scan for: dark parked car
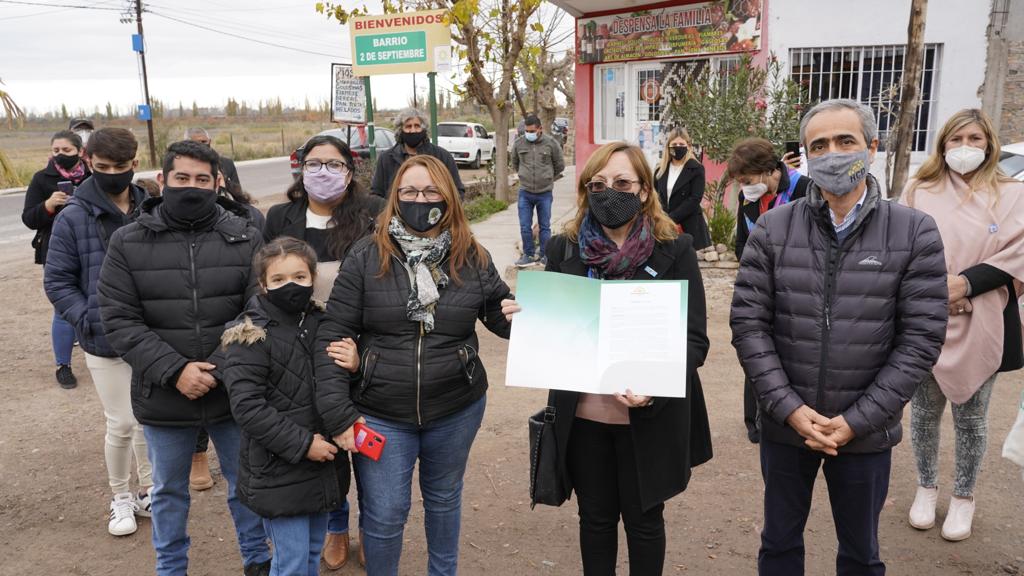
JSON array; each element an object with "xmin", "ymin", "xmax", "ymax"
[{"xmin": 290, "ymin": 127, "xmax": 397, "ymax": 179}]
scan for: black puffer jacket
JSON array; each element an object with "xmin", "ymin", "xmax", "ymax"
[
  {"xmin": 223, "ymin": 295, "xmax": 346, "ymax": 518},
  {"xmin": 730, "ymin": 175, "xmax": 948, "ymax": 453},
  {"xmin": 98, "ymin": 197, "xmax": 263, "ymax": 427},
  {"xmin": 316, "ymin": 236, "xmax": 512, "ymax": 436}
]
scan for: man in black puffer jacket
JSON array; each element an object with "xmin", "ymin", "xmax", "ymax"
[
  {"xmin": 730, "ymin": 99, "xmax": 948, "ymax": 576},
  {"xmin": 98, "ymin": 141, "xmax": 271, "ymax": 576}
]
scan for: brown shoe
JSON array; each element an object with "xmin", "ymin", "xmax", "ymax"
[
  {"xmin": 190, "ymin": 452, "xmax": 214, "ymax": 491},
  {"xmin": 358, "ymin": 530, "xmax": 366, "ymax": 567},
  {"xmin": 322, "ymin": 532, "xmax": 350, "ymax": 570}
]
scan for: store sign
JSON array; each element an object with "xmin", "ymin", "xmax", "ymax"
[
  {"xmin": 331, "ymin": 63, "xmax": 366, "ymax": 124},
  {"xmin": 576, "ymin": 0, "xmax": 763, "ymax": 64},
  {"xmin": 349, "ymin": 9, "xmax": 452, "ymax": 76}
]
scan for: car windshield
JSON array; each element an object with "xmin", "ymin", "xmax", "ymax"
[
  {"xmin": 438, "ymin": 124, "xmax": 470, "ymax": 137},
  {"xmin": 321, "ymin": 130, "xmax": 366, "ymax": 147},
  {"xmin": 999, "ymin": 152, "xmax": 1024, "ymax": 180}
]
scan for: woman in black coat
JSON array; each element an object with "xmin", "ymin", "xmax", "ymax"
[
  {"xmin": 22, "ymin": 129, "xmax": 91, "ymax": 389},
  {"xmin": 540, "ymin": 141, "xmax": 712, "ymax": 575},
  {"xmin": 654, "ymin": 127, "xmax": 711, "ymax": 250}
]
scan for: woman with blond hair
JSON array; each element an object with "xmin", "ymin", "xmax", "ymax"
[
  {"xmin": 315, "ymin": 154, "xmax": 516, "ymax": 576},
  {"xmin": 545, "ymin": 141, "xmax": 712, "ymax": 575},
  {"xmin": 653, "ymin": 127, "xmax": 711, "ymax": 249},
  {"xmin": 901, "ymin": 108, "xmax": 1024, "ymax": 541}
]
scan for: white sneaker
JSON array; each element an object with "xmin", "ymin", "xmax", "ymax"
[
  {"xmin": 941, "ymin": 496, "xmax": 975, "ymax": 541},
  {"xmin": 108, "ymin": 493, "xmax": 139, "ymax": 536},
  {"xmin": 135, "ymin": 488, "xmax": 152, "ymax": 518},
  {"xmin": 908, "ymin": 486, "xmax": 939, "ymax": 529}
]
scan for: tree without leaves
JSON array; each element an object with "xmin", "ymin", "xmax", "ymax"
[
  {"xmin": 516, "ymin": 6, "xmax": 575, "ymax": 134},
  {"xmin": 888, "ymin": 0, "xmax": 928, "ymax": 200},
  {"xmin": 0, "ymin": 78, "xmax": 25, "ymax": 130},
  {"xmin": 317, "ymin": 0, "xmax": 543, "ymax": 202}
]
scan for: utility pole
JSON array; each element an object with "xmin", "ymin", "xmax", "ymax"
[{"xmin": 131, "ymin": 0, "xmax": 158, "ymax": 166}]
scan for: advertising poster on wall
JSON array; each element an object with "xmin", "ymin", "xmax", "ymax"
[{"xmin": 576, "ymin": 0, "xmax": 762, "ymax": 64}]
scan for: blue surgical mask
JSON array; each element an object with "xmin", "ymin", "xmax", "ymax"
[{"xmin": 524, "ymin": 132, "xmax": 539, "ymax": 142}]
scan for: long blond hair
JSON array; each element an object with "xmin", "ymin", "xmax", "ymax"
[
  {"xmin": 654, "ymin": 127, "xmax": 697, "ymax": 180},
  {"xmin": 564, "ymin": 142, "xmax": 679, "ymax": 243},
  {"xmin": 905, "ymin": 108, "xmax": 1015, "ymax": 208},
  {"xmin": 374, "ymin": 155, "xmax": 487, "ymax": 283}
]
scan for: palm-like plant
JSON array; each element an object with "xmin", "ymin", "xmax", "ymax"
[{"xmin": 0, "ymin": 78, "xmax": 26, "ymax": 130}]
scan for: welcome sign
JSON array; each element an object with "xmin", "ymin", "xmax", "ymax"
[
  {"xmin": 576, "ymin": 0, "xmax": 763, "ymax": 64},
  {"xmin": 349, "ymin": 9, "xmax": 452, "ymax": 76}
]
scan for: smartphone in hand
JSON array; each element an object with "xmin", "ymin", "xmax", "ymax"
[
  {"xmin": 784, "ymin": 141, "xmax": 801, "ymax": 159},
  {"xmin": 353, "ymin": 422, "xmax": 386, "ymax": 461},
  {"xmin": 57, "ymin": 181, "xmax": 74, "ymax": 195}
]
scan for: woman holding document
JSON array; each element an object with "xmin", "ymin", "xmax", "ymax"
[{"xmin": 544, "ymin": 141, "xmax": 713, "ymax": 575}]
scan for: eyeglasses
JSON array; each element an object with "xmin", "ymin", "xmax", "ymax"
[
  {"xmin": 303, "ymin": 160, "xmax": 351, "ymax": 174},
  {"xmin": 397, "ymin": 186, "xmax": 444, "ymax": 202},
  {"xmin": 585, "ymin": 178, "xmax": 640, "ymax": 193}
]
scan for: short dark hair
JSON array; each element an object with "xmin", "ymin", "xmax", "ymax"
[
  {"xmin": 162, "ymin": 140, "xmax": 220, "ymax": 179},
  {"xmin": 524, "ymin": 115, "xmax": 541, "ymax": 128},
  {"xmin": 253, "ymin": 236, "xmax": 318, "ymax": 286},
  {"xmin": 727, "ymin": 138, "xmax": 778, "ymax": 177},
  {"xmin": 51, "ymin": 130, "xmax": 83, "ymax": 150},
  {"xmin": 87, "ymin": 128, "xmax": 138, "ymax": 163}
]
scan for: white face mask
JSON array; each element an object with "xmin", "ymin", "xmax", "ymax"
[
  {"xmin": 945, "ymin": 145, "xmax": 986, "ymax": 175},
  {"xmin": 741, "ymin": 181, "xmax": 769, "ymax": 202}
]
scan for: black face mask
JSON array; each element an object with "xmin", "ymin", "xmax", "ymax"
[
  {"xmin": 399, "ymin": 200, "xmax": 446, "ymax": 232},
  {"xmin": 670, "ymin": 146, "xmax": 688, "ymax": 161},
  {"xmin": 588, "ymin": 190, "xmax": 642, "ymax": 229},
  {"xmin": 400, "ymin": 130, "xmax": 427, "ymax": 148},
  {"xmin": 93, "ymin": 170, "xmax": 135, "ymax": 196},
  {"xmin": 265, "ymin": 282, "xmax": 314, "ymax": 315},
  {"xmin": 54, "ymin": 154, "xmax": 80, "ymax": 170},
  {"xmin": 162, "ymin": 186, "xmax": 218, "ymax": 223}
]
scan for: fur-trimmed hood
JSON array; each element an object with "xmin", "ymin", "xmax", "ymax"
[{"xmin": 221, "ymin": 294, "xmax": 325, "ymax": 348}]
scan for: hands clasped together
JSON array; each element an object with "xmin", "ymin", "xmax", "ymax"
[{"xmin": 786, "ymin": 405, "xmax": 855, "ymax": 457}]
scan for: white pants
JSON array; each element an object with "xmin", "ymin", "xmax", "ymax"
[{"xmin": 84, "ymin": 353, "xmax": 152, "ymax": 494}]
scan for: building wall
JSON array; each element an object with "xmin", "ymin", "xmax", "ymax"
[{"xmin": 996, "ymin": 0, "xmax": 1024, "ymax": 144}]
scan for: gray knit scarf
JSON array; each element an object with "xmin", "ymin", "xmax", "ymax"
[{"xmin": 389, "ymin": 216, "xmax": 452, "ymax": 332}]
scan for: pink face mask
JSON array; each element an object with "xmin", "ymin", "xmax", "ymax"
[{"xmin": 304, "ymin": 169, "xmax": 350, "ymax": 203}]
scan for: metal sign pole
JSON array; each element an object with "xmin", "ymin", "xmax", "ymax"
[
  {"xmin": 428, "ymin": 72, "xmax": 438, "ymax": 143},
  {"xmin": 364, "ymin": 76, "xmax": 376, "ymax": 164}
]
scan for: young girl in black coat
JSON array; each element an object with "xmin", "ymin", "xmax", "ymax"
[{"xmin": 222, "ymin": 237, "xmax": 359, "ymax": 576}]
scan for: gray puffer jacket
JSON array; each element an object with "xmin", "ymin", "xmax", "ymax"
[{"xmin": 730, "ymin": 175, "xmax": 948, "ymax": 453}]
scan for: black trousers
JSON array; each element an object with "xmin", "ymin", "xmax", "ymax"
[
  {"xmin": 567, "ymin": 417, "xmax": 665, "ymax": 576},
  {"xmin": 759, "ymin": 441, "xmax": 891, "ymax": 576},
  {"xmin": 194, "ymin": 427, "xmax": 209, "ymax": 453}
]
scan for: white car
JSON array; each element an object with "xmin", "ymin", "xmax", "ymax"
[
  {"xmin": 999, "ymin": 142, "xmax": 1024, "ymax": 181},
  {"xmin": 437, "ymin": 122, "xmax": 495, "ymax": 169}
]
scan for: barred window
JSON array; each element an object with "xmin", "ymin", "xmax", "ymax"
[{"xmin": 789, "ymin": 45, "xmax": 941, "ymax": 152}]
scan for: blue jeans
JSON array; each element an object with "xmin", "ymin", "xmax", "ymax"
[
  {"xmin": 263, "ymin": 513, "xmax": 328, "ymax": 576},
  {"xmin": 144, "ymin": 421, "xmax": 270, "ymax": 576},
  {"xmin": 354, "ymin": 395, "xmax": 486, "ymax": 576},
  {"xmin": 517, "ymin": 189, "xmax": 553, "ymax": 258},
  {"xmin": 52, "ymin": 311, "xmax": 74, "ymax": 366},
  {"xmin": 327, "ymin": 497, "xmax": 352, "ymax": 534}
]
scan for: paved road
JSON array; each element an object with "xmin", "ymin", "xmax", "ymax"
[{"xmin": 0, "ymin": 157, "xmax": 292, "ymax": 250}]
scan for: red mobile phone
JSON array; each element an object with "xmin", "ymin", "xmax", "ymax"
[
  {"xmin": 57, "ymin": 181, "xmax": 74, "ymax": 195},
  {"xmin": 353, "ymin": 422, "xmax": 386, "ymax": 461}
]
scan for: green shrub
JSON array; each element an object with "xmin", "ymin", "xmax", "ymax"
[
  {"xmin": 463, "ymin": 194, "xmax": 509, "ymax": 223},
  {"xmin": 707, "ymin": 199, "xmax": 736, "ymax": 249}
]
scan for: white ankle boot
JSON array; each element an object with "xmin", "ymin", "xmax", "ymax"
[
  {"xmin": 941, "ymin": 496, "xmax": 975, "ymax": 541},
  {"xmin": 909, "ymin": 486, "xmax": 939, "ymax": 529}
]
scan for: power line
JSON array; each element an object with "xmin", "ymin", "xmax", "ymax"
[
  {"xmin": 0, "ymin": 0, "xmax": 119, "ymax": 8},
  {"xmin": 146, "ymin": 8, "xmax": 349, "ymax": 60}
]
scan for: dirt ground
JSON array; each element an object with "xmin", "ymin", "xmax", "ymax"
[{"xmin": 1, "ymin": 250, "xmax": 1023, "ymax": 575}]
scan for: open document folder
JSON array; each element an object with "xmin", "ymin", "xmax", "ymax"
[{"xmin": 506, "ymin": 271, "xmax": 688, "ymax": 398}]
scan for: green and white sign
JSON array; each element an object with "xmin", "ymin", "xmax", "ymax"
[{"xmin": 349, "ymin": 9, "xmax": 451, "ymax": 76}]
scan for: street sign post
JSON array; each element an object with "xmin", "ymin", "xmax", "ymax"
[{"xmin": 349, "ymin": 9, "xmax": 452, "ymax": 154}]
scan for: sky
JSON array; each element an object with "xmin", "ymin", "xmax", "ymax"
[{"xmin": 0, "ymin": 0, "xmax": 574, "ymax": 117}]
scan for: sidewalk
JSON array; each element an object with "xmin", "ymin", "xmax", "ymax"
[{"xmin": 470, "ymin": 166, "xmax": 577, "ymax": 281}]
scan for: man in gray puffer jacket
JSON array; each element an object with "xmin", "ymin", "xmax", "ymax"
[{"xmin": 730, "ymin": 99, "xmax": 948, "ymax": 576}]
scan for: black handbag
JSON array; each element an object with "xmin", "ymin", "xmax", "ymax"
[{"xmin": 528, "ymin": 406, "xmax": 567, "ymax": 508}]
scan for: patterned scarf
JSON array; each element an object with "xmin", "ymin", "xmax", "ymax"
[
  {"xmin": 52, "ymin": 157, "xmax": 86, "ymax": 183},
  {"xmin": 388, "ymin": 217, "xmax": 452, "ymax": 332},
  {"xmin": 578, "ymin": 213, "xmax": 656, "ymax": 280}
]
